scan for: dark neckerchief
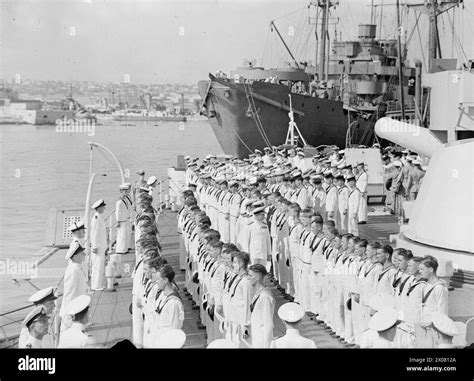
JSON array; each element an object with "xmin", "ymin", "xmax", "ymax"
[
  {"xmin": 378, "ymin": 266, "xmax": 395, "ymax": 282},
  {"xmin": 398, "ymin": 275, "xmax": 413, "ymax": 295},
  {"xmin": 156, "ymin": 291, "xmax": 181, "ymax": 314}
]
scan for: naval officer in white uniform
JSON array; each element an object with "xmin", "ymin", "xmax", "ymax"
[
  {"xmin": 271, "ymin": 302, "xmax": 317, "ymax": 348},
  {"xmin": 60, "ymin": 242, "xmax": 88, "ymax": 330},
  {"xmin": 90, "ymin": 199, "xmax": 107, "ymax": 291},
  {"xmin": 19, "ymin": 306, "xmax": 50, "ymax": 348},
  {"xmin": 115, "ymin": 184, "xmax": 131, "ymax": 254},
  {"xmin": 355, "ymin": 162, "xmax": 368, "ymax": 224},
  {"xmin": 247, "ymin": 206, "xmax": 271, "ymax": 268},
  {"xmin": 18, "ymin": 287, "xmax": 57, "ymax": 348},
  {"xmin": 58, "ymin": 295, "xmax": 95, "ymax": 348}
]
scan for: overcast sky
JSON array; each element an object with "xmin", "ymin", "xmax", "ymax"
[{"xmin": 2, "ymin": 0, "xmax": 473, "ymax": 84}]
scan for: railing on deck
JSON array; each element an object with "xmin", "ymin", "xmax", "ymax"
[{"xmin": 0, "ymin": 176, "xmax": 175, "ymax": 348}]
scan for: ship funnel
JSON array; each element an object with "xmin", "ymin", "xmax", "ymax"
[{"xmin": 374, "ymin": 117, "xmax": 443, "ymax": 158}]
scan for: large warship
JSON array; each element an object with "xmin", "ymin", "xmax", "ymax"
[{"xmin": 198, "ymin": 0, "xmax": 467, "ymax": 158}]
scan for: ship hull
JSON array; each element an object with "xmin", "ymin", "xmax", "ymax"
[{"xmin": 198, "ymin": 76, "xmax": 374, "ymax": 158}]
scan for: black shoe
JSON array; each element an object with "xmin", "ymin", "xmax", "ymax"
[
  {"xmin": 329, "ymin": 332, "xmax": 338, "ymax": 337},
  {"xmin": 115, "ymin": 275, "xmax": 122, "ymax": 279},
  {"xmin": 314, "ymin": 319, "xmax": 325, "ymax": 325},
  {"xmin": 113, "ymin": 282, "xmax": 119, "ymax": 286},
  {"xmin": 344, "ymin": 343, "xmax": 357, "ymax": 348},
  {"xmin": 358, "ymin": 221, "xmax": 367, "ymax": 225},
  {"xmin": 192, "ymin": 305, "xmax": 200, "ymax": 310},
  {"xmin": 325, "ymin": 327, "xmax": 333, "ymax": 332},
  {"xmin": 197, "ymin": 323, "xmax": 206, "ymax": 330},
  {"xmin": 183, "ymin": 287, "xmax": 188, "ymax": 293}
]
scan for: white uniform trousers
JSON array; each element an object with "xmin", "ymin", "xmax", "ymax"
[
  {"xmin": 358, "ymin": 193, "xmax": 368, "ymax": 222},
  {"xmin": 300, "ymin": 262, "xmax": 312, "ymax": 312},
  {"xmin": 132, "ymin": 296, "xmax": 144, "ymax": 347},
  {"xmin": 348, "ymin": 214, "xmax": 359, "ymax": 236},
  {"xmin": 90, "ymin": 248, "xmax": 106, "ymax": 290},
  {"xmin": 339, "ymin": 212, "xmax": 348, "ymax": 234},
  {"xmin": 309, "ymin": 271, "xmax": 323, "ymax": 315},
  {"xmin": 343, "ymin": 290, "xmax": 354, "ymax": 344}
]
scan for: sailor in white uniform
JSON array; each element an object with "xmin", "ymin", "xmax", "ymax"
[
  {"xmin": 152, "ymin": 264, "xmax": 184, "ymax": 344},
  {"xmin": 90, "ymin": 199, "xmax": 107, "ymax": 291},
  {"xmin": 58, "ymin": 295, "xmax": 95, "ymax": 348},
  {"xmin": 270, "ymin": 302, "xmax": 317, "ymax": 348},
  {"xmin": 115, "ymin": 183, "xmax": 131, "ymax": 254},
  {"xmin": 59, "ymin": 242, "xmax": 88, "ymax": 330},
  {"xmin": 347, "ymin": 175, "xmax": 361, "ymax": 236},
  {"xmin": 248, "ymin": 264, "xmax": 275, "ymax": 348},
  {"xmin": 19, "ymin": 287, "xmax": 58, "ymax": 348},
  {"xmin": 68, "ymin": 220, "xmax": 87, "ymax": 276},
  {"xmin": 355, "ymin": 162, "xmax": 368, "ymax": 224},
  {"xmin": 248, "ymin": 206, "xmax": 271, "ymax": 268},
  {"xmin": 18, "ymin": 306, "xmax": 50, "ymax": 348}
]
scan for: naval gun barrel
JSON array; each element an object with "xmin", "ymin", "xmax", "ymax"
[{"xmin": 374, "ymin": 117, "xmax": 443, "ymax": 158}]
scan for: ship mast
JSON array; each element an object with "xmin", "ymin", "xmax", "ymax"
[
  {"xmin": 403, "ymin": 0, "xmax": 463, "ymax": 72},
  {"xmin": 396, "ymin": 0, "xmax": 406, "ymax": 120},
  {"xmin": 270, "ymin": 21, "xmax": 300, "ymax": 69},
  {"xmin": 316, "ymin": 0, "xmax": 337, "ymax": 81}
]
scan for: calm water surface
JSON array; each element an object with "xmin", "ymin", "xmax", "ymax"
[{"xmin": 0, "ymin": 120, "xmax": 222, "ymax": 311}]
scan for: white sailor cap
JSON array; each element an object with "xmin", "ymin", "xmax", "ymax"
[
  {"xmin": 251, "ymin": 206, "xmax": 265, "ymax": 215},
  {"xmin": 393, "ymin": 160, "xmax": 402, "ymax": 167},
  {"xmin": 65, "ymin": 241, "xmax": 85, "ymax": 260},
  {"xmin": 431, "ymin": 312, "xmax": 459, "ymax": 337},
  {"xmin": 278, "ymin": 302, "xmax": 305, "ymax": 323},
  {"xmin": 406, "ymin": 156, "xmax": 413, "ymax": 162},
  {"xmin": 119, "ymin": 183, "xmax": 131, "ymax": 190},
  {"xmin": 139, "ymin": 186, "xmax": 151, "ymax": 192},
  {"xmin": 154, "ymin": 328, "xmax": 187, "ymax": 348},
  {"xmin": 68, "ymin": 220, "xmax": 85, "ymax": 232},
  {"xmin": 28, "ymin": 286, "xmax": 57, "ymax": 304},
  {"xmin": 228, "ymin": 180, "xmax": 238, "ymax": 188},
  {"xmin": 368, "ymin": 308, "xmax": 399, "ymax": 332},
  {"xmin": 66, "ymin": 294, "xmax": 91, "ymax": 316},
  {"xmin": 402, "ymin": 149, "xmax": 410, "ymax": 154},
  {"xmin": 249, "ymin": 177, "xmax": 258, "ymax": 185},
  {"xmin": 22, "ymin": 306, "xmax": 48, "ymax": 328},
  {"xmin": 356, "ymin": 161, "xmax": 365, "ymax": 167},
  {"xmin": 297, "ymin": 151, "xmax": 305, "ymax": 157},
  {"xmin": 254, "ymin": 149, "xmax": 262, "ymax": 155},
  {"xmin": 207, "ymin": 339, "xmax": 238, "ymax": 349},
  {"xmin": 91, "ymin": 199, "xmax": 106, "ymax": 209},
  {"xmin": 147, "ymin": 176, "xmax": 158, "ymax": 186},
  {"xmin": 184, "ymin": 155, "xmax": 191, "ymax": 160},
  {"xmin": 338, "ymin": 149, "xmax": 345, "ymax": 154},
  {"xmin": 412, "ymin": 159, "xmax": 421, "ymax": 165},
  {"xmin": 263, "ymin": 147, "xmax": 271, "ymax": 151}
]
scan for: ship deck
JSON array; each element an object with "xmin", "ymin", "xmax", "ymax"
[{"xmin": 2, "ymin": 208, "xmax": 473, "ymax": 348}]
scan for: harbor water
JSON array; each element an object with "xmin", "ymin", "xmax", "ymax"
[{"xmin": 0, "ymin": 120, "xmax": 223, "ymax": 311}]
